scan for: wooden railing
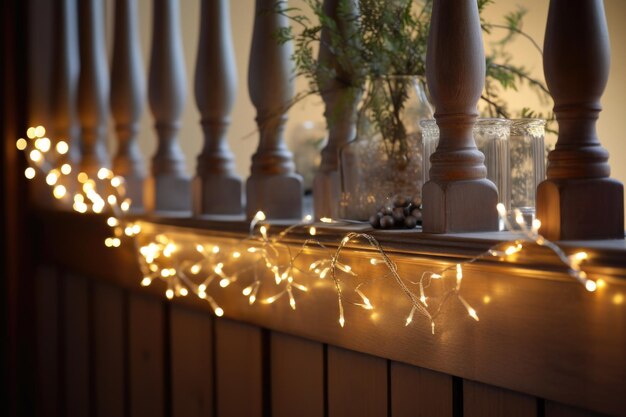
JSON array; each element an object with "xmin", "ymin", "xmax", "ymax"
[{"xmin": 7, "ymin": 0, "xmax": 626, "ymax": 416}]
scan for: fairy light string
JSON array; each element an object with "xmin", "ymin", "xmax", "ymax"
[{"xmin": 16, "ymin": 126, "xmax": 600, "ymax": 333}]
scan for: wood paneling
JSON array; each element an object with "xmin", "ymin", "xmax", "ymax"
[
  {"xmin": 39, "ymin": 211, "xmax": 626, "ymax": 416},
  {"xmin": 390, "ymin": 361, "xmax": 453, "ymax": 417},
  {"xmin": 545, "ymin": 402, "xmax": 610, "ymax": 417},
  {"xmin": 129, "ymin": 293, "xmax": 165, "ymax": 417},
  {"xmin": 170, "ymin": 305, "xmax": 214, "ymax": 417},
  {"xmin": 63, "ymin": 273, "xmax": 91, "ymax": 417},
  {"xmin": 327, "ymin": 345, "xmax": 387, "ymax": 417},
  {"xmin": 93, "ymin": 282, "xmax": 125, "ymax": 417},
  {"xmin": 215, "ymin": 318, "xmax": 263, "ymax": 417},
  {"xmin": 35, "ymin": 266, "xmax": 60, "ymax": 417},
  {"xmin": 270, "ymin": 332, "xmax": 324, "ymax": 417},
  {"xmin": 464, "ymin": 379, "xmax": 537, "ymax": 417}
]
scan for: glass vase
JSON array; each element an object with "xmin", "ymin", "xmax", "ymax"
[
  {"xmin": 339, "ymin": 76, "xmax": 433, "ymax": 220},
  {"xmin": 509, "ymin": 118, "xmax": 546, "ymax": 225}
]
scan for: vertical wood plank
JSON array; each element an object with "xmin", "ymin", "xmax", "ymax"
[
  {"xmin": 170, "ymin": 305, "xmax": 213, "ymax": 417},
  {"xmin": 93, "ymin": 282, "xmax": 125, "ymax": 417},
  {"xmin": 327, "ymin": 345, "xmax": 387, "ymax": 417},
  {"xmin": 390, "ymin": 361, "xmax": 453, "ymax": 417},
  {"xmin": 215, "ymin": 319, "xmax": 262, "ymax": 417},
  {"xmin": 63, "ymin": 274, "xmax": 91, "ymax": 417},
  {"xmin": 36, "ymin": 266, "xmax": 59, "ymax": 417},
  {"xmin": 545, "ymin": 402, "xmax": 607, "ymax": 417},
  {"xmin": 129, "ymin": 294, "xmax": 165, "ymax": 417},
  {"xmin": 271, "ymin": 332, "xmax": 324, "ymax": 417},
  {"xmin": 464, "ymin": 379, "xmax": 536, "ymax": 417}
]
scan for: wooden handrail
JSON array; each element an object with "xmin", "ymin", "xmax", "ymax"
[{"xmin": 36, "ymin": 209, "xmax": 626, "ymax": 416}]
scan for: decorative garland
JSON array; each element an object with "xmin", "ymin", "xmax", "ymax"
[{"xmin": 17, "ymin": 126, "xmax": 598, "ymax": 333}]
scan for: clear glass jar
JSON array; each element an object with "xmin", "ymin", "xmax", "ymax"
[
  {"xmin": 339, "ymin": 76, "xmax": 433, "ymax": 220},
  {"xmin": 474, "ymin": 118, "xmax": 512, "ymax": 210},
  {"xmin": 509, "ymin": 118, "xmax": 546, "ymax": 223}
]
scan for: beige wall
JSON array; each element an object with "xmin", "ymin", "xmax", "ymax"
[{"xmin": 103, "ymin": 0, "xmax": 622, "ymax": 218}]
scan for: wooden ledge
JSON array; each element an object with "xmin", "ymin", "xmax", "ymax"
[{"xmin": 36, "ymin": 209, "xmax": 626, "ymax": 416}]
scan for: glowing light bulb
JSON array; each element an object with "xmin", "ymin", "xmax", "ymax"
[
  {"xmin": 53, "ymin": 185, "xmax": 66, "ymax": 199},
  {"xmin": 120, "ymin": 199, "xmax": 131, "ymax": 212},
  {"xmin": 111, "ymin": 176, "xmax": 123, "ymax": 187},
  {"xmin": 214, "ymin": 308, "xmax": 224, "ymax": 317},
  {"xmin": 304, "ymin": 214, "xmax": 312, "ymax": 222},
  {"xmin": 46, "ymin": 172, "xmax": 58, "ymax": 185},
  {"xmin": 26, "ymin": 127, "xmax": 36, "ymax": 139},
  {"xmin": 198, "ymin": 284, "xmax": 207, "ymax": 293},
  {"xmin": 196, "ymin": 244, "xmax": 204, "ymax": 253},
  {"xmin": 132, "ymin": 224, "xmax": 141, "ymax": 235},
  {"xmin": 212, "ymin": 246, "xmax": 220, "ymax": 254},
  {"xmin": 468, "ymin": 308, "xmax": 479, "ymax": 321},
  {"xmin": 341, "ymin": 236, "xmax": 350, "ymax": 245},
  {"xmin": 141, "ymin": 277, "xmax": 152, "ymax": 286},
  {"xmin": 585, "ymin": 280, "xmax": 597, "ymax": 292},
  {"xmin": 24, "ymin": 167, "xmax": 36, "ymax": 179},
  {"xmin": 35, "ymin": 137, "xmax": 51, "ymax": 152},
  {"xmin": 232, "ymin": 251, "xmax": 241, "ymax": 259},
  {"xmin": 247, "ymin": 247, "xmax": 257, "ymax": 253},
  {"xmin": 61, "ymin": 163, "xmax": 72, "ymax": 175},
  {"xmin": 161, "ymin": 269, "xmax": 171, "ymax": 278},
  {"xmin": 219, "ymin": 278, "xmax": 230, "ymax": 288},
  {"xmin": 254, "ymin": 211, "xmax": 266, "ymax": 221},
  {"xmin": 309, "ymin": 226, "xmax": 317, "ymax": 236},
  {"xmin": 180, "ymin": 288, "xmax": 189, "ymax": 296},
  {"xmin": 531, "ymin": 218, "xmax": 541, "ymax": 233},
  {"xmin": 56, "ymin": 141, "xmax": 69, "ymax": 154},
  {"xmin": 339, "ymin": 316, "xmax": 345, "ymax": 328},
  {"xmin": 242, "ymin": 286, "xmax": 253, "ymax": 296},
  {"xmin": 16, "ymin": 138, "xmax": 27, "ymax": 150},
  {"xmin": 34, "ymin": 126, "xmax": 46, "ymax": 138},
  {"xmin": 166, "ymin": 289, "xmax": 174, "ymax": 299},
  {"xmin": 77, "ymin": 172, "xmax": 88, "ymax": 183},
  {"xmin": 29, "ymin": 149, "xmax": 42, "ymax": 162},
  {"xmin": 572, "ymin": 252, "xmax": 588, "ymax": 262},
  {"xmin": 107, "ymin": 195, "xmax": 117, "ymax": 205},
  {"xmin": 107, "ymin": 217, "xmax": 119, "ymax": 227},
  {"xmin": 321, "ymin": 217, "xmax": 332, "ymax": 223},
  {"xmin": 190, "ymin": 264, "xmax": 201, "ymax": 274},
  {"xmin": 496, "ymin": 203, "xmax": 506, "ymax": 216}
]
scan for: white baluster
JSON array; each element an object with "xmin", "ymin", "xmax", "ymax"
[
  {"xmin": 247, "ymin": 0, "xmax": 303, "ymax": 220},
  {"xmin": 313, "ymin": 0, "xmax": 360, "ymax": 220},
  {"xmin": 111, "ymin": 0, "xmax": 146, "ymax": 210},
  {"xmin": 146, "ymin": 0, "xmax": 190, "ymax": 212},
  {"xmin": 77, "ymin": 0, "xmax": 110, "ymax": 175},
  {"xmin": 422, "ymin": 0, "xmax": 498, "ymax": 233},
  {"xmin": 537, "ymin": 0, "xmax": 623, "ymax": 239},
  {"xmin": 193, "ymin": 0, "xmax": 242, "ymax": 215}
]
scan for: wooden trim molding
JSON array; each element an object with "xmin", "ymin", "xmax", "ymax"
[{"xmin": 36, "ymin": 210, "xmax": 626, "ymax": 416}]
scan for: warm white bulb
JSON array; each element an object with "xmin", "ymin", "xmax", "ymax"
[
  {"xmin": 232, "ymin": 251, "xmax": 241, "ymax": 259},
  {"xmin": 107, "ymin": 217, "xmax": 119, "ymax": 227},
  {"xmin": 53, "ymin": 185, "xmax": 66, "ymax": 199},
  {"xmin": 496, "ymin": 203, "xmax": 506, "ymax": 215},
  {"xmin": 111, "ymin": 176, "xmax": 123, "ymax": 188},
  {"xmin": 29, "ymin": 149, "xmax": 42, "ymax": 162},
  {"xmin": 141, "ymin": 277, "xmax": 152, "ymax": 287},
  {"xmin": 309, "ymin": 226, "xmax": 317, "ymax": 236},
  {"xmin": 255, "ymin": 211, "xmax": 266, "ymax": 221},
  {"xmin": 26, "ymin": 127, "xmax": 36, "ymax": 139},
  {"xmin": 585, "ymin": 280, "xmax": 597, "ymax": 292},
  {"xmin": 214, "ymin": 307, "xmax": 224, "ymax": 317},
  {"xmin": 24, "ymin": 167, "xmax": 36, "ymax": 179},
  {"xmin": 166, "ymin": 289, "xmax": 174, "ymax": 299},
  {"xmin": 219, "ymin": 278, "xmax": 230, "ymax": 288},
  {"xmin": 56, "ymin": 141, "xmax": 69, "ymax": 155},
  {"xmin": 34, "ymin": 125, "xmax": 45, "ymax": 138},
  {"xmin": 61, "ymin": 163, "xmax": 72, "ymax": 175},
  {"xmin": 36, "ymin": 137, "xmax": 51, "ymax": 152},
  {"xmin": 16, "ymin": 138, "xmax": 27, "ymax": 150}
]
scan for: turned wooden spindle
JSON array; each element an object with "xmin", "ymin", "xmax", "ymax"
[
  {"xmin": 422, "ymin": 0, "xmax": 498, "ymax": 233},
  {"xmin": 537, "ymin": 0, "xmax": 624, "ymax": 240},
  {"xmin": 247, "ymin": 0, "xmax": 303, "ymax": 220},
  {"xmin": 193, "ymin": 0, "xmax": 242, "ymax": 215},
  {"xmin": 51, "ymin": 0, "xmax": 80, "ymax": 165},
  {"xmin": 147, "ymin": 0, "xmax": 191, "ymax": 212},
  {"xmin": 77, "ymin": 0, "xmax": 110, "ymax": 175},
  {"xmin": 111, "ymin": 0, "xmax": 146, "ymax": 210},
  {"xmin": 312, "ymin": 0, "xmax": 360, "ymax": 219}
]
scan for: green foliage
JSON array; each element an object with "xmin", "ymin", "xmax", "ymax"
[{"xmin": 276, "ymin": 0, "xmax": 554, "ymax": 147}]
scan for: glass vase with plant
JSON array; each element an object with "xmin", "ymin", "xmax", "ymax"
[{"xmin": 276, "ymin": 0, "xmax": 552, "ymax": 221}]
